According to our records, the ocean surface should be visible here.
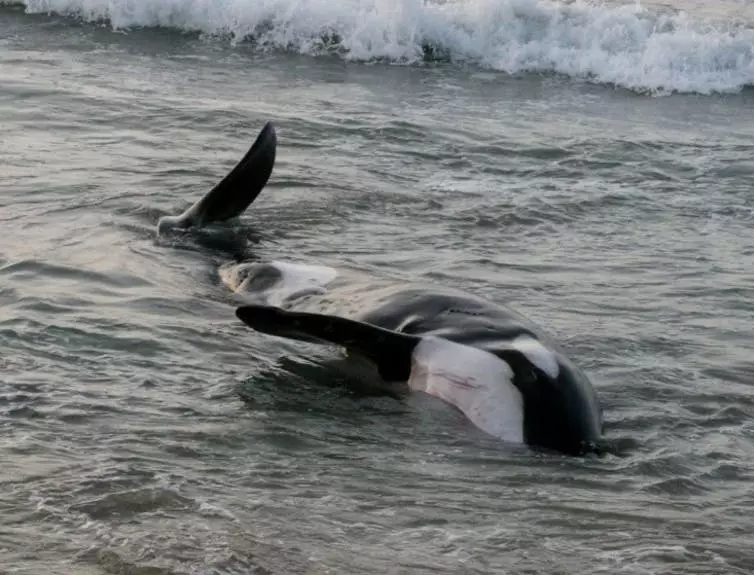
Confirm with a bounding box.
[2,0,754,573]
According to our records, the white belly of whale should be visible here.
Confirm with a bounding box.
[408,337,525,444]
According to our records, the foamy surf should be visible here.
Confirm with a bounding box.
[11,0,754,94]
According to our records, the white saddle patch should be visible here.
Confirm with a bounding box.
[511,335,559,378]
[407,337,525,443]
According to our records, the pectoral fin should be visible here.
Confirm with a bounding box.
[236,304,420,381]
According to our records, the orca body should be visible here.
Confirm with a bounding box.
[160,122,605,456]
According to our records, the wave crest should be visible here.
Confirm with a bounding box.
[14,0,754,94]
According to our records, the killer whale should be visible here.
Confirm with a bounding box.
[161,121,605,456]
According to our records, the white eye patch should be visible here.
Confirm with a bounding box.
[407,337,524,443]
[511,335,559,378]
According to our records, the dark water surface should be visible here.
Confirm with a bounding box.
[2,2,754,574]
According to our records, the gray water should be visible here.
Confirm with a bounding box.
[2,3,754,574]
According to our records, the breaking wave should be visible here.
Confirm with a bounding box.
[10,0,754,94]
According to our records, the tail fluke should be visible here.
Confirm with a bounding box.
[158,122,277,233]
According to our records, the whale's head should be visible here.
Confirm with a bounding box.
[500,338,603,456]
[406,334,603,456]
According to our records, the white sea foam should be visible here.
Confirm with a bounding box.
[12,0,754,94]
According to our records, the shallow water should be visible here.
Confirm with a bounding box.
[2,1,754,573]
